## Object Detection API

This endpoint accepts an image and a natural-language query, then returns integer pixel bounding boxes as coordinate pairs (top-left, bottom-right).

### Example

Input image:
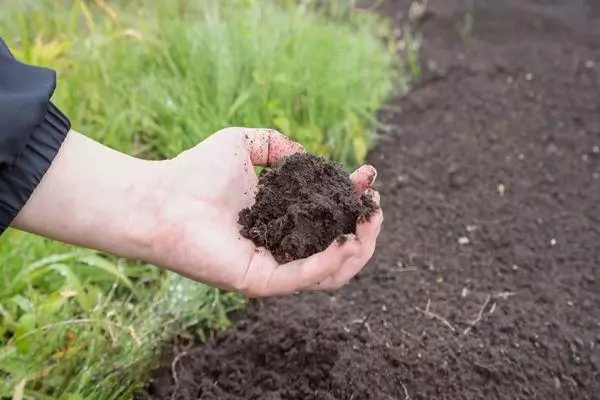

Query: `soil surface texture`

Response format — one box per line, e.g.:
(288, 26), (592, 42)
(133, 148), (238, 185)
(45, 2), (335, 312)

(139, 0), (600, 399)
(238, 153), (376, 264)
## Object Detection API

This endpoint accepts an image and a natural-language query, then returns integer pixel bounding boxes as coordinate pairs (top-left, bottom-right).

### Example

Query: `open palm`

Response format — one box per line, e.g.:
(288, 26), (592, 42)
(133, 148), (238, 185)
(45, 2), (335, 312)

(148, 128), (382, 297)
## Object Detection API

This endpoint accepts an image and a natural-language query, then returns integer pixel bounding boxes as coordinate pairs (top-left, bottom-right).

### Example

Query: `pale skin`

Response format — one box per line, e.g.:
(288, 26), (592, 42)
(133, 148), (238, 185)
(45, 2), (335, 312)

(12, 127), (383, 297)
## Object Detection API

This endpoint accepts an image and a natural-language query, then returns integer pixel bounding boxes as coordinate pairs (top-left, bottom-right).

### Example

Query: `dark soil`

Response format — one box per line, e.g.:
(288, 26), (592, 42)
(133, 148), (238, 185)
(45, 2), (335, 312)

(238, 152), (376, 264)
(138, 0), (600, 399)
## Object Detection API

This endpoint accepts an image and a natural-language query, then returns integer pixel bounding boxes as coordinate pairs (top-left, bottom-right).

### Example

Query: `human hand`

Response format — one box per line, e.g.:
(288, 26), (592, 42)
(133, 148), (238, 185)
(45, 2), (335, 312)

(13, 128), (382, 298)
(147, 128), (383, 297)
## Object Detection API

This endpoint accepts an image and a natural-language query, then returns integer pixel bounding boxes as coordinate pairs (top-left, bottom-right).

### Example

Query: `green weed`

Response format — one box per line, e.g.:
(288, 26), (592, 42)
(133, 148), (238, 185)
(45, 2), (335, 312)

(0, 229), (243, 399)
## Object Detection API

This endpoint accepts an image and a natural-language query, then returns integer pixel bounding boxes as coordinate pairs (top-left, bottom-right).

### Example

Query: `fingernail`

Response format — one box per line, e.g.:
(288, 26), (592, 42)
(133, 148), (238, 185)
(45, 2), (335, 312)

(369, 166), (377, 184)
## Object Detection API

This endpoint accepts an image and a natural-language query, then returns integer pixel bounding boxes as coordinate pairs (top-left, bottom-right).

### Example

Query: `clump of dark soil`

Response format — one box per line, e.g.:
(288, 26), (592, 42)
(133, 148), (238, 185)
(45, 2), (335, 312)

(238, 152), (376, 264)
(138, 0), (600, 399)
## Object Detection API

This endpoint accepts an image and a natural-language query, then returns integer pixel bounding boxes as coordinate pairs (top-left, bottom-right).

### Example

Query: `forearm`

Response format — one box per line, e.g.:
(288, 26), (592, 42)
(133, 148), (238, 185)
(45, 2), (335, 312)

(12, 130), (163, 261)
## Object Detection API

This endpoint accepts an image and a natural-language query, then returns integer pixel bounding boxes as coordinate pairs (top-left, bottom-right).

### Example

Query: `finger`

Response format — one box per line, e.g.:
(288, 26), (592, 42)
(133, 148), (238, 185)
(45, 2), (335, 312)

(249, 235), (361, 297)
(307, 190), (383, 290)
(354, 189), (383, 255)
(363, 188), (381, 210)
(350, 164), (377, 196)
(307, 212), (383, 290)
(243, 128), (305, 167)
(307, 212), (383, 291)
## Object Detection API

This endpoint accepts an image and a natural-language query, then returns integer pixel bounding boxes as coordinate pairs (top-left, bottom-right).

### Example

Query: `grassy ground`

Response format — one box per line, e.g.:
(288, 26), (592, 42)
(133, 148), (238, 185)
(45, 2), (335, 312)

(0, 0), (411, 398)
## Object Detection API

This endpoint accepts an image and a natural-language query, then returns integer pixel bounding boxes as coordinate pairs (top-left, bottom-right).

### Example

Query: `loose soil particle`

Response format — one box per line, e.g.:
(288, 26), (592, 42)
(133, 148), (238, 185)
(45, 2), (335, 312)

(238, 152), (376, 264)
(138, 0), (600, 399)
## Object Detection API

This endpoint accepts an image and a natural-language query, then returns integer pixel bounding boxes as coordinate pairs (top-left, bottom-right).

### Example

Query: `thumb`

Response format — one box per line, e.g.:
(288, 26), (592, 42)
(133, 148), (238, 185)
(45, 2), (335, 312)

(350, 164), (377, 196)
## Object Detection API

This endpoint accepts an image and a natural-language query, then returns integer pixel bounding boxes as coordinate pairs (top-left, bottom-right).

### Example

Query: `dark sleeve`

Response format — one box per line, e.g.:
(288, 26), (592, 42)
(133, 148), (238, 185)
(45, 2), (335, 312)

(0, 36), (71, 234)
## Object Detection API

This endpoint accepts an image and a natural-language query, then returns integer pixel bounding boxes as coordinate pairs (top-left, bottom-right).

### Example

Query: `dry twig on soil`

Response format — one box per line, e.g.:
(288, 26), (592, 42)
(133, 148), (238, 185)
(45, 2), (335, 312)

(401, 381), (411, 400)
(463, 294), (492, 335)
(170, 351), (189, 400)
(401, 328), (424, 346)
(353, 311), (374, 335)
(415, 299), (457, 332)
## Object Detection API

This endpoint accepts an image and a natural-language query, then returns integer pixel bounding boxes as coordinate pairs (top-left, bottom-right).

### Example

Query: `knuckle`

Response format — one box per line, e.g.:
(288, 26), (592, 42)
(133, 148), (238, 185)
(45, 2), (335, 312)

(233, 278), (252, 296)
(243, 286), (267, 298)
(213, 127), (246, 148)
(264, 127), (284, 137)
(333, 279), (346, 290)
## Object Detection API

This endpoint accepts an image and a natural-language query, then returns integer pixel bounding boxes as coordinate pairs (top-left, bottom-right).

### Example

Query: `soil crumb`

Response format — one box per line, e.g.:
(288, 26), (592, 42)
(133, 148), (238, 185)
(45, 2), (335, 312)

(238, 152), (376, 264)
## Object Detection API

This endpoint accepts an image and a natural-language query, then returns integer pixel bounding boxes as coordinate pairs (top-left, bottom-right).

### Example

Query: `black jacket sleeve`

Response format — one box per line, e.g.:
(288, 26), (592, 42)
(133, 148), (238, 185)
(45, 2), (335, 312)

(0, 36), (71, 234)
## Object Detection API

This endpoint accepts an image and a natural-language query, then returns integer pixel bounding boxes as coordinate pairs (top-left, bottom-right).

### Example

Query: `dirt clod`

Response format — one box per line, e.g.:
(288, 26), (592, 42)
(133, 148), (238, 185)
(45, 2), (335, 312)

(238, 152), (376, 264)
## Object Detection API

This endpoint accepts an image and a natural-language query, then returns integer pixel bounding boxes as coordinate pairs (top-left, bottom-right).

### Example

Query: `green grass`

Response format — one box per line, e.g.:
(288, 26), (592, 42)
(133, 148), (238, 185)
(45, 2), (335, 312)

(0, 0), (410, 398)
(0, 231), (243, 399)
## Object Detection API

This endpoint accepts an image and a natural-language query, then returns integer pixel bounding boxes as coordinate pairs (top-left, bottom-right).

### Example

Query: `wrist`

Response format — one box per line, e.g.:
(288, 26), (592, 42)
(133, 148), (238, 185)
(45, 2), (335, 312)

(110, 157), (168, 262)
(12, 130), (169, 262)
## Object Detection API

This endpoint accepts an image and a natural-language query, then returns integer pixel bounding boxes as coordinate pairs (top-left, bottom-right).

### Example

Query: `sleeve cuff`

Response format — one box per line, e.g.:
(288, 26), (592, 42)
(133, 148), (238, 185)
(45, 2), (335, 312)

(0, 102), (70, 234)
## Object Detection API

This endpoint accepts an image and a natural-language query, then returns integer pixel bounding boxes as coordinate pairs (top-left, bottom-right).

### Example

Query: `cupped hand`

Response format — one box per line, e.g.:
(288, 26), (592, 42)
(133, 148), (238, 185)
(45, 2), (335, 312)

(148, 128), (383, 297)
